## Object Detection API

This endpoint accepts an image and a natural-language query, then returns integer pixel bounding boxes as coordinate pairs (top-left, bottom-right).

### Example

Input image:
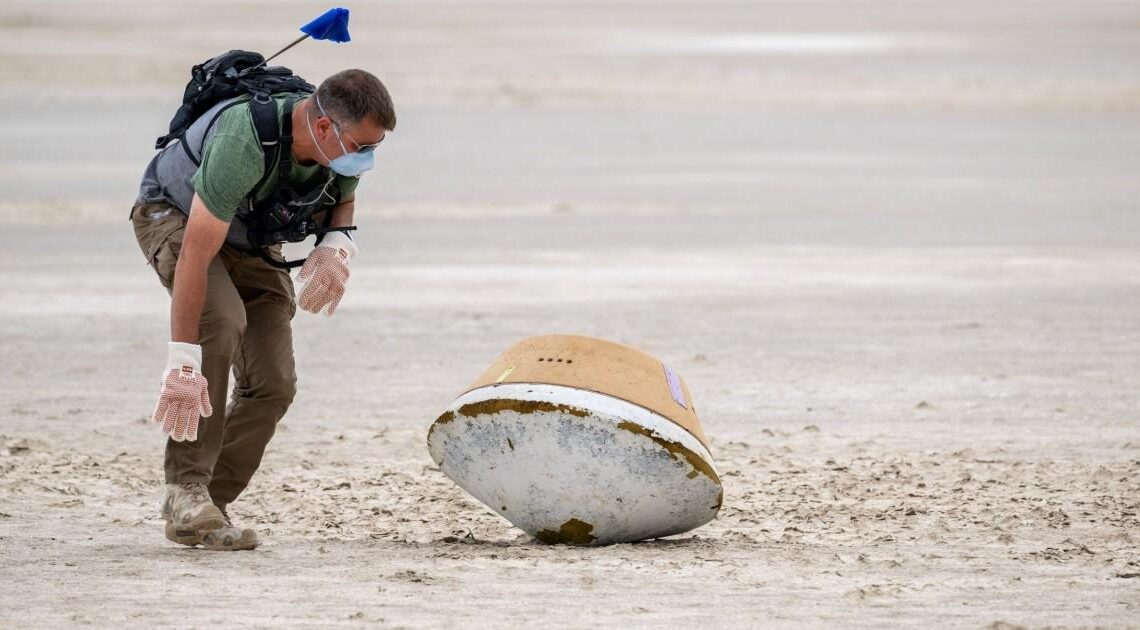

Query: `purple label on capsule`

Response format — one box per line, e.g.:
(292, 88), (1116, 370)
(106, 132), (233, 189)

(663, 364), (687, 409)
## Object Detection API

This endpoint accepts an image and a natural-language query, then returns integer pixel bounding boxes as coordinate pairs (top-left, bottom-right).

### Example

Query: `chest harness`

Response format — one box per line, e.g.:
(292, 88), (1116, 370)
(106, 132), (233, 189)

(188, 95), (356, 269)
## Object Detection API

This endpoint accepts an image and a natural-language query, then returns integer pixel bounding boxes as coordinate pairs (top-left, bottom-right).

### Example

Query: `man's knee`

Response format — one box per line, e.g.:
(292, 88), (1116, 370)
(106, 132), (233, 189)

(237, 368), (296, 417)
(267, 373), (297, 413)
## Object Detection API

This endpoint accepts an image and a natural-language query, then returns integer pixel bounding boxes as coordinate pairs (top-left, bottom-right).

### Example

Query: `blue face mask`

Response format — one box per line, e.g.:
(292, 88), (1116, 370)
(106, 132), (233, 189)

(307, 96), (376, 177)
(326, 143), (374, 178)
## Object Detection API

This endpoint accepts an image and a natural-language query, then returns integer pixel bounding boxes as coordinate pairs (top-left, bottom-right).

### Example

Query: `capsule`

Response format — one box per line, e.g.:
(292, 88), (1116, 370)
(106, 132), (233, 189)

(427, 334), (722, 545)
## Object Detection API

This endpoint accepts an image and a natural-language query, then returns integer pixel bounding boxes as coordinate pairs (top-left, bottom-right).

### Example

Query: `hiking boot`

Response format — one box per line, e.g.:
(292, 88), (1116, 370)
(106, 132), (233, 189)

(200, 507), (258, 551)
(161, 482), (224, 544)
(163, 504), (259, 551)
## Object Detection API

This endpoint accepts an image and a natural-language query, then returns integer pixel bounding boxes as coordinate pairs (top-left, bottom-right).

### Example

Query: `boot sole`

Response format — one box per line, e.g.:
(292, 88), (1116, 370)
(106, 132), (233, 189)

(165, 521), (205, 546)
(164, 522), (259, 551)
(201, 528), (259, 551)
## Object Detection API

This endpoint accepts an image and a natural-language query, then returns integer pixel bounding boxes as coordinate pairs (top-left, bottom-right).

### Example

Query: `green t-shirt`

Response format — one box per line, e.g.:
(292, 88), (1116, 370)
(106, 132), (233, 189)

(190, 95), (359, 221)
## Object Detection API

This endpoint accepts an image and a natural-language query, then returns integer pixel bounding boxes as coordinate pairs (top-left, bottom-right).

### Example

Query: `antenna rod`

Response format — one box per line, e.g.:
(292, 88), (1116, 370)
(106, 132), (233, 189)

(262, 33), (310, 66)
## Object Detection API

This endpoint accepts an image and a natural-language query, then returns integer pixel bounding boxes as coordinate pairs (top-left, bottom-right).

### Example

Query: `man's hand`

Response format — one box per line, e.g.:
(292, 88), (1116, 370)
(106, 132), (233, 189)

(297, 231), (356, 316)
(153, 342), (212, 442)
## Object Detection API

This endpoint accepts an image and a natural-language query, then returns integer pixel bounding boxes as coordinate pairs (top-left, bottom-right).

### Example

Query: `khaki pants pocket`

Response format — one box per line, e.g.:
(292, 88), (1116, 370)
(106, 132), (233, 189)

(131, 202), (187, 291)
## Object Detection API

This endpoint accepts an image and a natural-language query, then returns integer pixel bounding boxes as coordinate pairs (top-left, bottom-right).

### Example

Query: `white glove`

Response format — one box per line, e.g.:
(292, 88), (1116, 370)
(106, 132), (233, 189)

(297, 231), (356, 316)
(152, 342), (212, 442)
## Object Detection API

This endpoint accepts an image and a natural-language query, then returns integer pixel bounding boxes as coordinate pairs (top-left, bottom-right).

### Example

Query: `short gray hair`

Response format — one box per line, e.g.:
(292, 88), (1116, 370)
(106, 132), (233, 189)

(314, 69), (396, 131)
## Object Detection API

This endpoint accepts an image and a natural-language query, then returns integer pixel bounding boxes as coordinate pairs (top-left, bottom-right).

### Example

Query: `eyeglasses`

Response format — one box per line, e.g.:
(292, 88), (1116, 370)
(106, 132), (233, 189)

(341, 128), (384, 154)
(314, 94), (385, 155)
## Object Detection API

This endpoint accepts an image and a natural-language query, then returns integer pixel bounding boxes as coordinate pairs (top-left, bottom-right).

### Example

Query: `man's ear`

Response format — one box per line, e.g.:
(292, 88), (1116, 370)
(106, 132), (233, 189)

(310, 111), (331, 136)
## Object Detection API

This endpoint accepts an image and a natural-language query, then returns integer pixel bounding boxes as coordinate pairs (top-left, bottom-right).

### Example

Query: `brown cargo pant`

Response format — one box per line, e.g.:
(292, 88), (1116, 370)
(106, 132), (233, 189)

(131, 201), (297, 507)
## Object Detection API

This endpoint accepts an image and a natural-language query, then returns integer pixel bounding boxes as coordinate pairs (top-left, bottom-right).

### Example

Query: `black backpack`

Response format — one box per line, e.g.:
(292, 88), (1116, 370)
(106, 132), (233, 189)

(154, 49), (314, 150)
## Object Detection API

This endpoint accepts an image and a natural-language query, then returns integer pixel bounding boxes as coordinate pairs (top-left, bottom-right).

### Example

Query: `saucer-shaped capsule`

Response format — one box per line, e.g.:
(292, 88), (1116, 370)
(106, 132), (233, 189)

(427, 335), (722, 545)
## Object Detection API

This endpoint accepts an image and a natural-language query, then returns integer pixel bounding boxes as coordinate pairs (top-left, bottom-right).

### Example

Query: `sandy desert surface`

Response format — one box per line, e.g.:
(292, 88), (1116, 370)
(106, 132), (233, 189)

(1, 1), (1138, 627)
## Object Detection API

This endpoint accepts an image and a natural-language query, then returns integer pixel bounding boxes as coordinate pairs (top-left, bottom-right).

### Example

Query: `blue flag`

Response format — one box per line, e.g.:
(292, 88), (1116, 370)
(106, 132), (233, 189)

(301, 7), (351, 43)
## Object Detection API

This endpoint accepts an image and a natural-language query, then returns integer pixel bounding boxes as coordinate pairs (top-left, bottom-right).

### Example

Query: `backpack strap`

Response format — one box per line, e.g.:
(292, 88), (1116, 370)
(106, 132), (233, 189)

(248, 94), (280, 186)
(246, 94), (299, 198)
(276, 97), (295, 183)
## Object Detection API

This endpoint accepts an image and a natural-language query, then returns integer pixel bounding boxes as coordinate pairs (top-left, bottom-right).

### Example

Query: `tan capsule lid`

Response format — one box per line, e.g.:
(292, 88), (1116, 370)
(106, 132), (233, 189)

(463, 334), (708, 448)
